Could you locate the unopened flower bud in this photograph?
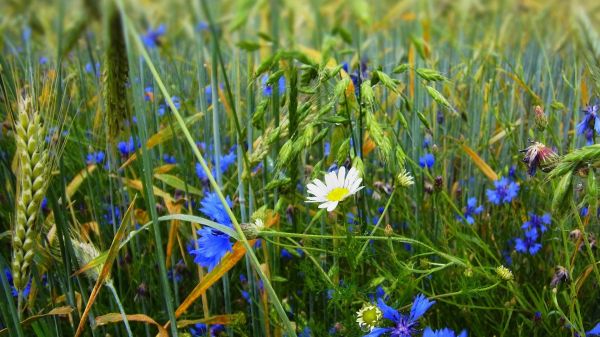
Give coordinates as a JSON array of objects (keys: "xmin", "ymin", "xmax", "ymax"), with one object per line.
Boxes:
[
  {"xmin": 241, "ymin": 219, "xmax": 265, "ymax": 239},
  {"xmin": 384, "ymin": 224, "xmax": 393, "ymax": 236},
  {"xmin": 534, "ymin": 105, "xmax": 548, "ymax": 131}
]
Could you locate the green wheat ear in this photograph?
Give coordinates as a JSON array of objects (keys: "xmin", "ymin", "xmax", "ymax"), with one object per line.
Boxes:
[
  {"xmin": 11, "ymin": 96, "xmax": 52, "ymax": 292},
  {"xmin": 102, "ymin": 3, "xmax": 130, "ymax": 141}
]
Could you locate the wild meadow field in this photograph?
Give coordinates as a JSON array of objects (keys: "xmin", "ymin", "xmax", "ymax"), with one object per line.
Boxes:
[{"xmin": 2, "ymin": 0, "xmax": 600, "ymax": 336}]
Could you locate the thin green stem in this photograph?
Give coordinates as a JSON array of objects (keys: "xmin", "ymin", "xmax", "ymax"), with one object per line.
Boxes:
[{"xmin": 106, "ymin": 281, "xmax": 133, "ymax": 337}]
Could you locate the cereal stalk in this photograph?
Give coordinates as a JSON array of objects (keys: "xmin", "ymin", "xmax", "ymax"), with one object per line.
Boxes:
[{"xmin": 11, "ymin": 97, "xmax": 52, "ymax": 298}]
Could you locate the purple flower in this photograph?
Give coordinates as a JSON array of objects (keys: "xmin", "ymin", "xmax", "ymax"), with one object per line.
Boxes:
[
  {"xmin": 486, "ymin": 177, "xmax": 519, "ymax": 205},
  {"xmin": 520, "ymin": 142, "xmax": 557, "ymax": 176},
  {"xmin": 364, "ymin": 294, "xmax": 435, "ymax": 337},
  {"xmin": 576, "ymin": 104, "xmax": 600, "ymax": 145}
]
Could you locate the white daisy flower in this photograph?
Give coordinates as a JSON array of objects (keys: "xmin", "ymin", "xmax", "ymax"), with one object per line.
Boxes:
[
  {"xmin": 356, "ymin": 304, "xmax": 382, "ymax": 332},
  {"xmin": 306, "ymin": 166, "xmax": 363, "ymax": 211}
]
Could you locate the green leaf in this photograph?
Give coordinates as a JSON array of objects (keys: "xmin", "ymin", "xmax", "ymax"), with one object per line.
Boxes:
[
  {"xmin": 154, "ymin": 174, "xmax": 203, "ymax": 195},
  {"xmin": 236, "ymin": 40, "xmax": 261, "ymax": 52}
]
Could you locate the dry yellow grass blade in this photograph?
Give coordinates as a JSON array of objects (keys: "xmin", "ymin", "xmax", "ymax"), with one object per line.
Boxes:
[
  {"xmin": 74, "ymin": 197, "xmax": 136, "ymax": 337},
  {"xmin": 460, "ymin": 143, "xmax": 499, "ymax": 181},
  {"xmin": 175, "ymin": 313, "xmax": 246, "ymax": 328},
  {"xmin": 67, "ymin": 165, "xmax": 98, "ymax": 196},
  {"xmin": 172, "ymin": 240, "xmax": 255, "ymax": 320},
  {"xmin": 94, "ymin": 313, "xmax": 168, "ymax": 337},
  {"xmin": 0, "ymin": 306, "xmax": 73, "ymax": 336}
]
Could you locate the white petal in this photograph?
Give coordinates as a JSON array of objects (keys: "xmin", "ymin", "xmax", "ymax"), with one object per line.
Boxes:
[
  {"xmin": 313, "ymin": 179, "xmax": 327, "ymax": 191},
  {"xmin": 337, "ymin": 166, "xmax": 346, "ymax": 186},
  {"xmin": 349, "ymin": 178, "xmax": 363, "ymax": 193},
  {"xmin": 325, "ymin": 172, "xmax": 337, "ymax": 188},
  {"xmin": 327, "ymin": 201, "xmax": 338, "ymax": 212},
  {"xmin": 306, "ymin": 183, "xmax": 319, "ymax": 194}
]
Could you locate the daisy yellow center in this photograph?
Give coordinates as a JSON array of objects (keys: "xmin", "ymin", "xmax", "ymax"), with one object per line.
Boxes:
[
  {"xmin": 326, "ymin": 187, "xmax": 350, "ymax": 202},
  {"xmin": 361, "ymin": 308, "xmax": 379, "ymax": 324}
]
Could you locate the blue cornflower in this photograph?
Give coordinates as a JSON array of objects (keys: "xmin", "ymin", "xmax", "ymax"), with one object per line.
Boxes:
[
  {"xmin": 39, "ymin": 56, "xmax": 48, "ymax": 65},
  {"xmin": 142, "ymin": 24, "xmax": 166, "ymax": 48},
  {"xmin": 281, "ymin": 248, "xmax": 293, "ymax": 260},
  {"xmin": 22, "ymin": 26, "xmax": 32, "ymax": 42},
  {"xmin": 204, "ymin": 85, "xmax": 214, "ymax": 105},
  {"xmin": 189, "ymin": 227, "xmax": 233, "ymax": 271},
  {"xmin": 324, "ymin": 142, "xmax": 331, "ymax": 157},
  {"xmin": 241, "ymin": 290, "xmax": 250, "ymax": 303},
  {"xmin": 159, "ymin": 97, "xmax": 181, "ymax": 117},
  {"xmin": 197, "ymin": 22, "xmax": 209, "ymax": 31},
  {"xmin": 348, "ymin": 59, "xmax": 369, "ymax": 97},
  {"xmin": 299, "ymin": 327, "xmax": 312, "ymax": 337},
  {"xmin": 486, "ymin": 177, "xmax": 519, "ymax": 205},
  {"xmin": 521, "ymin": 213, "xmax": 551, "ymax": 234},
  {"xmin": 210, "ymin": 324, "xmax": 225, "ymax": 336},
  {"xmin": 4, "ymin": 268, "xmax": 31, "ymax": 298},
  {"xmin": 576, "ymin": 103, "xmax": 600, "ymax": 145},
  {"xmin": 220, "ymin": 148, "xmax": 237, "ymax": 172},
  {"xmin": 163, "ymin": 154, "xmax": 176, "ymax": 164},
  {"xmin": 117, "ymin": 137, "xmax": 139, "ymax": 157},
  {"xmin": 103, "ymin": 205, "xmax": 122, "ymax": 226},
  {"xmin": 85, "ymin": 62, "xmax": 101, "ymax": 77},
  {"xmin": 189, "ymin": 193, "xmax": 234, "ymax": 270},
  {"xmin": 462, "ymin": 197, "xmax": 484, "ymax": 224},
  {"xmin": 190, "ymin": 323, "xmax": 207, "ymax": 337},
  {"xmin": 144, "ymin": 86, "xmax": 154, "ymax": 101},
  {"xmin": 364, "ymin": 294, "xmax": 435, "ymax": 337},
  {"xmin": 419, "ymin": 153, "xmax": 435, "ymax": 169},
  {"xmin": 369, "ymin": 285, "xmax": 390, "ymax": 303},
  {"xmin": 199, "ymin": 192, "xmax": 233, "ymax": 225},
  {"xmin": 86, "ymin": 151, "xmax": 105, "ymax": 165},
  {"xmin": 508, "ymin": 165, "xmax": 517, "ymax": 179},
  {"xmin": 167, "ymin": 260, "xmax": 185, "ymax": 283},
  {"xmin": 515, "ymin": 228, "xmax": 542, "ymax": 255},
  {"xmin": 423, "ymin": 136, "xmax": 432, "ymax": 148},
  {"xmin": 262, "ymin": 74, "xmax": 286, "ymax": 97},
  {"xmin": 587, "ymin": 323, "xmax": 600, "ymax": 336},
  {"xmin": 437, "ymin": 110, "xmax": 444, "ymax": 124},
  {"xmin": 41, "ymin": 197, "xmax": 49, "ymax": 212},
  {"xmin": 422, "ymin": 327, "xmax": 467, "ymax": 337}
]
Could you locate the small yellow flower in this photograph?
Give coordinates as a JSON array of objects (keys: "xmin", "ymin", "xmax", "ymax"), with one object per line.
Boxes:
[
  {"xmin": 306, "ymin": 166, "xmax": 363, "ymax": 211},
  {"xmin": 356, "ymin": 304, "xmax": 382, "ymax": 332}
]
